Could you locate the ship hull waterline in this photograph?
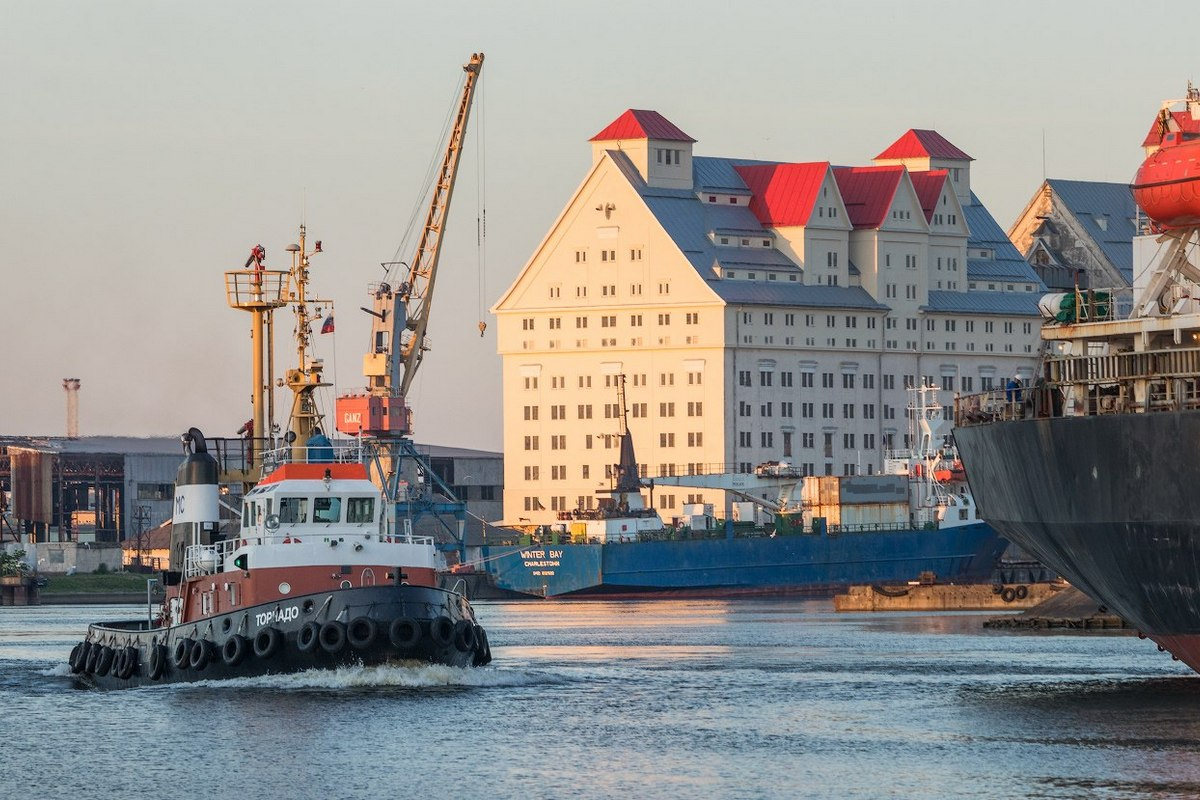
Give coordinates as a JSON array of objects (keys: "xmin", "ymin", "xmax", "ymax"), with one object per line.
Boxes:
[
  {"xmin": 481, "ymin": 523, "xmax": 1007, "ymax": 599},
  {"xmin": 954, "ymin": 410, "xmax": 1200, "ymax": 672}
]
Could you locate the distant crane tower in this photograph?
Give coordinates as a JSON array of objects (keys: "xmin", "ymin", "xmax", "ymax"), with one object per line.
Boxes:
[{"xmin": 62, "ymin": 378, "xmax": 81, "ymax": 439}]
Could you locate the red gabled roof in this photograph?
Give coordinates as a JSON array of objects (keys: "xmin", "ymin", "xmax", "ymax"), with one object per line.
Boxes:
[
  {"xmin": 907, "ymin": 169, "xmax": 949, "ymax": 222},
  {"xmin": 1142, "ymin": 110, "xmax": 1200, "ymax": 147},
  {"xmin": 875, "ymin": 129, "xmax": 973, "ymax": 161},
  {"xmin": 590, "ymin": 109, "xmax": 697, "ymax": 143},
  {"xmin": 735, "ymin": 162, "xmax": 830, "ymax": 227},
  {"xmin": 832, "ymin": 165, "xmax": 905, "ymax": 229}
]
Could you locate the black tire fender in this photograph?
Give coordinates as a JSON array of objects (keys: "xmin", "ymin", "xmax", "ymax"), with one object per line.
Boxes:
[
  {"xmin": 297, "ymin": 621, "xmax": 321, "ymax": 653},
  {"xmin": 453, "ymin": 619, "xmax": 476, "ymax": 653},
  {"xmin": 1014, "ymin": 585, "xmax": 1029, "ymax": 601},
  {"xmin": 347, "ymin": 617, "xmax": 378, "ymax": 650},
  {"xmin": 190, "ymin": 639, "xmax": 212, "ymax": 671},
  {"xmin": 222, "ymin": 634, "xmax": 248, "ymax": 667},
  {"xmin": 173, "ymin": 639, "xmax": 191, "ymax": 669},
  {"xmin": 319, "ymin": 621, "xmax": 347, "ymax": 654},
  {"xmin": 468, "ymin": 628, "xmax": 487, "ymax": 666},
  {"xmin": 117, "ymin": 646, "xmax": 138, "ymax": 679},
  {"xmin": 253, "ymin": 627, "xmax": 283, "ymax": 659},
  {"xmin": 148, "ymin": 644, "xmax": 167, "ymax": 680},
  {"xmin": 95, "ymin": 645, "xmax": 115, "ymax": 677},
  {"xmin": 429, "ymin": 616, "xmax": 454, "ymax": 648},
  {"xmin": 388, "ymin": 617, "xmax": 421, "ymax": 650},
  {"xmin": 69, "ymin": 642, "xmax": 86, "ymax": 674},
  {"xmin": 1001, "ymin": 587, "xmax": 1017, "ymax": 603}
]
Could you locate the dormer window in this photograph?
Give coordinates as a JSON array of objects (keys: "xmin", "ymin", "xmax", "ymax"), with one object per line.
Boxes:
[
  {"xmin": 656, "ymin": 148, "xmax": 682, "ymax": 165},
  {"xmin": 708, "ymin": 195, "xmax": 717, "ymax": 203},
  {"xmin": 729, "ymin": 197, "xmax": 738, "ymax": 204}
]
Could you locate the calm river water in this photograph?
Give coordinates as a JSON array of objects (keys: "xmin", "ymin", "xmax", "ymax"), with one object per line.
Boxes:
[{"xmin": 4, "ymin": 599, "xmax": 1200, "ymax": 799}]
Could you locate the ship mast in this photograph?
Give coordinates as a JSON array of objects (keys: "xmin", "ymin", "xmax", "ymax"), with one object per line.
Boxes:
[
  {"xmin": 283, "ymin": 226, "xmax": 333, "ymax": 458},
  {"xmin": 224, "ymin": 227, "xmax": 331, "ymax": 477}
]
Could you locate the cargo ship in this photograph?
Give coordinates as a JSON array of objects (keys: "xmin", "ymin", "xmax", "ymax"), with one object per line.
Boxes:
[
  {"xmin": 953, "ymin": 85, "xmax": 1200, "ymax": 674},
  {"xmin": 481, "ymin": 384, "xmax": 1007, "ymax": 597}
]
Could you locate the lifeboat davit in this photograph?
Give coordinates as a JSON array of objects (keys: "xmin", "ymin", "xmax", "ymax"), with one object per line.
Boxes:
[{"xmin": 1133, "ymin": 129, "xmax": 1200, "ymax": 230}]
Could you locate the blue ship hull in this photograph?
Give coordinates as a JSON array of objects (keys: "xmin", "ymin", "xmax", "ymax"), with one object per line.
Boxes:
[{"xmin": 481, "ymin": 523, "xmax": 1007, "ymax": 598}]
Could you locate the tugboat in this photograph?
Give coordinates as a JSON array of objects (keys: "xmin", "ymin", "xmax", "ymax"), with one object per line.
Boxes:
[
  {"xmin": 66, "ymin": 429, "xmax": 490, "ymax": 688},
  {"xmin": 66, "ymin": 52, "xmax": 491, "ymax": 687}
]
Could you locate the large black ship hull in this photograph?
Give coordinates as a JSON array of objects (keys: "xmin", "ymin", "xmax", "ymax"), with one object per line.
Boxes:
[
  {"xmin": 954, "ymin": 410, "xmax": 1200, "ymax": 669},
  {"xmin": 67, "ymin": 584, "xmax": 491, "ymax": 689}
]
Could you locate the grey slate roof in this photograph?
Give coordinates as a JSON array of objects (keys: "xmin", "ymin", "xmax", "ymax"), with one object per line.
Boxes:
[
  {"xmin": 1047, "ymin": 179, "xmax": 1137, "ymax": 283},
  {"xmin": 692, "ymin": 156, "xmax": 771, "ymax": 193},
  {"xmin": 964, "ymin": 195, "xmax": 1048, "ymax": 288},
  {"xmin": 925, "ymin": 290, "xmax": 1042, "ymax": 316},
  {"xmin": 716, "ymin": 281, "xmax": 888, "ymax": 310}
]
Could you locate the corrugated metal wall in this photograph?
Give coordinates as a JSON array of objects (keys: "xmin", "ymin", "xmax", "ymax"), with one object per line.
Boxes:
[{"xmin": 10, "ymin": 448, "xmax": 52, "ymax": 523}]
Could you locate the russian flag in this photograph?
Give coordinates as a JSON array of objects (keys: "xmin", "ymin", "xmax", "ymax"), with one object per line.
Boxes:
[{"xmin": 320, "ymin": 314, "xmax": 335, "ymax": 334}]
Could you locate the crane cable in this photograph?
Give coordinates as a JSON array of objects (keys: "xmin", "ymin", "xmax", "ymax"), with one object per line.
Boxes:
[
  {"xmin": 476, "ymin": 69, "xmax": 488, "ymax": 337},
  {"xmin": 386, "ymin": 69, "xmax": 466, "ymax": 287}
]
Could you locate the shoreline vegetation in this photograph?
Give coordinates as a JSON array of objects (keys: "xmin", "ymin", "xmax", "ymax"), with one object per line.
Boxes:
[{"xmin": 39, "ymin": 572, "xmax": 161, "ymax": 596}]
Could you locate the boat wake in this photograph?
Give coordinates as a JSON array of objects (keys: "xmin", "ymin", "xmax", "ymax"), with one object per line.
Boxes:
[{"xmin": 49, "ymin": 660, "xmax": 546, "ymax": 691}]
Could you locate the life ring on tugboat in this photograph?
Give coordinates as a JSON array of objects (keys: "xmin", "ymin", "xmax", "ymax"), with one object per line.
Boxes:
[
  {"xmin": 173, "ymin": 639, "xmax": 191, "ymax": 670},
  {"xmin": 1000, "ymin": 587, "xmax": 1017, "ymax": 603},
  {"xmin": 453, "ymin": 619, "xmax": 477, "ymax": 653},
  {"xmin": 319, "ymin": 621, "xmax": 347, "ymax": 654},
  {"xmin": 69, "ymin": 642, "xmax": 87, "ymax": 674},
  {"xmin": 297, "ymin": 621, "xmax": 322, "ymax": 653},
  {"xmin": 94, "ymin": 645, "xmax": 115, "ymax": 677},
  {"xmin": 388, "ymin": 617, "xmax": 421, "ymax": 650},
  {"xmin": 116, "ymin": 646, "xmax": 138, "ymax": 680},
  {"xmin": 429, "ymin": 616, "xmax": 455, "ymax": 648},
  {"xmin": 222, "ymin": 634, "xmax": 249, "ymax": 667},
  {"xmin": 254, "ymin": 627, "xmax": 283, "ymax": 659},
  {"xmin": 189, "ymin": 639, "xmax": 213, "ymax": 671},
  {"xmin": 347, "ymin": 617, "xmax": 377, "ymax": 650},
  {"xmin": 148, "ymin": 644, "xmax": 168, "ymax": 680}
]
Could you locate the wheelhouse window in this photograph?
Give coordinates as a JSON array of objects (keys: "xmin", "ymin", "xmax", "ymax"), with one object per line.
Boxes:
[
  {"xmin": 313, "ymin": 497, "xmax": 342, "ymax": 524},
  {"xmin": 347, "ymin": 497, "xmax": 375, "ymax": 524},
  {"xmin": 278, "ymin": 497, "xmax": 309, "ymax": 524}
]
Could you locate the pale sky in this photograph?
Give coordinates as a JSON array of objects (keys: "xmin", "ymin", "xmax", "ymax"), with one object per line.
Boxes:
[{"xmin": 0, "ymin": 0, "xmax": 1189, "ymax": 451}]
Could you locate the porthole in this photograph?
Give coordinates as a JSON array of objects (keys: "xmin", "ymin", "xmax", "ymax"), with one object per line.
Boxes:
[{"xmin": 278, "ymin": 582, "xmax": 292, "ymax": 595}]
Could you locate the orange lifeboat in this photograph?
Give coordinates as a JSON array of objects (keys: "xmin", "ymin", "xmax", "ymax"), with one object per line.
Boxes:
[{"xmin": 1132, "ymin": 129, "xmax": 1200, "ymax": 230}]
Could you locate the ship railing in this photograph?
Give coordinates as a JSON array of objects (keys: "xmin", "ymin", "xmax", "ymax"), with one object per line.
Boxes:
[
  {"xmin": 184, "ymin": 544, "xmax": 222, "ymax": 578},
  {"xmin": 955, "ymin": 345, "xmax": 1200, "ymax": 427},
  {"xmin": 185, "ymin": 529, "xmax": 435, "ymax": 578},
  {"xmin": 261, "ymin": 441, "xmax": 364, "ymax": 470},
  {"xmin": 224, "ymin": 269, "xmax": 289, "ymax": 309}
]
